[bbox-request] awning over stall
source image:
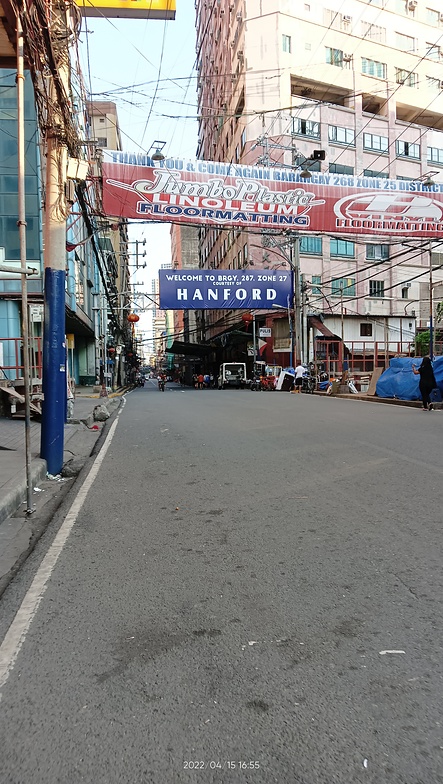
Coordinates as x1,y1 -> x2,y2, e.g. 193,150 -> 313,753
166,341 -> 214,357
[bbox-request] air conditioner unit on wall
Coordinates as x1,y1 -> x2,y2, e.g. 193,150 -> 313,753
342,15 -> 351,22
408,0 -> 417,8
343,53 -> 353,61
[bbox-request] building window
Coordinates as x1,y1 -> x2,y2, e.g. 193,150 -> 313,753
395,32 -> 416,52
329,164 -> 354,174
282,34 -> 291,53
330,239 -> 355,257
243,243 -> 248,264
324,9 -> 352,30
311,275 -> 322,294
426,42 -> 441,60
273,317 -> 291,350
366,244 -> 389,260
402,286 -> 409,299
395,68 -> 418,87
361,57 -> 387,78
292,118 -> 320,138
426,8 -> 441,26
363,133 -> 389,152
96,137 -> 107,147
363,168 -> 388,178
369,280 -> 385,297
361,22 -> 386,42
331,277 -> 356,296
300,236 -> 322,254
241,128 -> 246,149
360,323 -> 373,337
428,146 -> 443,165
328,125 -> 355,145
396,140 -> 420,158
427,76 -> 442,91
325,47 -> 343,67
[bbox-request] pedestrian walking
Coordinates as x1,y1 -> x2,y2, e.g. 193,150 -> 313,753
197,373 -> 204,390
292,362 -> 305,393
412,356 -> 437,411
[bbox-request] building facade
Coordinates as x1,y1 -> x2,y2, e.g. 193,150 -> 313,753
195,0 -> 443,371
0,71 -> 43,385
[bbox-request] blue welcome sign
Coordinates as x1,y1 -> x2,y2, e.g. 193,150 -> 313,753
159,269 -> 293,310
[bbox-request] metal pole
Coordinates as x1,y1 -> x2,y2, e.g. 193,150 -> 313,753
429,240 -> 434,360
340,282 -> 344,342
252,313 -> 257,377
292,234 -> 302,364
17,16 -> 33,514
287,295 -> 295,369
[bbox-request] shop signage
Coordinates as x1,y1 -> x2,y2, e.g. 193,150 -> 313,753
159,269 -> 293,310
75,0 -> 175,19
102,150 -> 443,237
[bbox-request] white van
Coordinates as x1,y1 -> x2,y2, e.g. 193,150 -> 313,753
217,363 -> 247,389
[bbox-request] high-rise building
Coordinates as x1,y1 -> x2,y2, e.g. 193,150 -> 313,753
195,0 -> 443,371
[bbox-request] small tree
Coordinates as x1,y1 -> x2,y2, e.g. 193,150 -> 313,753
415,330 -> 430,357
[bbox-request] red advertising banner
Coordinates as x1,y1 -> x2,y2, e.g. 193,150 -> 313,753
102,150 -> 443,238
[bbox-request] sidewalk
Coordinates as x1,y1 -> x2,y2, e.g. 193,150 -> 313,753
0,385 -> 130,594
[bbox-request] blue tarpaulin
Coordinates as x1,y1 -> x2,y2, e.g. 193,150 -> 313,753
376,356 -> 443,400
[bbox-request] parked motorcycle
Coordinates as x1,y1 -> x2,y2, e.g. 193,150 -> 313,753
301,373 -> 316,394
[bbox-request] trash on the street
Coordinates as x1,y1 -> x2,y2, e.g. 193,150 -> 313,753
379,650 -> 405,655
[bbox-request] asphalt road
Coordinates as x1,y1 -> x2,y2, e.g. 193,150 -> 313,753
0,383 -> 442,784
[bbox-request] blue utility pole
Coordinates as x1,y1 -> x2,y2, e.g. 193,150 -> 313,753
40,131 -> 67,476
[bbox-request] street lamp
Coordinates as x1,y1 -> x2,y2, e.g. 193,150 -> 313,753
148,141 -> 167,162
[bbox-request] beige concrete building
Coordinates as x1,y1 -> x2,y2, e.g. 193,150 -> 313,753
195,0 -> 443,370
87,101 -> 132,383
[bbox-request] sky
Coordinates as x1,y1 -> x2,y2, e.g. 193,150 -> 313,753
78,0 -> 198,346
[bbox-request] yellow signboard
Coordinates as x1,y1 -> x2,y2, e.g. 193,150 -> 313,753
66,334 -> 75,349
75,0 -> 175,19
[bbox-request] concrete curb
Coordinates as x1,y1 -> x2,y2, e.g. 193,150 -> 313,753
0,457 -> 47,525
75,386 -> 132,400
313,391 -> 428,408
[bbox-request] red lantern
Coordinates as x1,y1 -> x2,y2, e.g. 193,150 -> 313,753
241,313 -> 253,325
127,313 -> 140,323
108,346 -> 116,354
127,352 -> 133,357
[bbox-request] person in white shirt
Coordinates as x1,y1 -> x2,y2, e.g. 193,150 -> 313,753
293,362 -> 305,393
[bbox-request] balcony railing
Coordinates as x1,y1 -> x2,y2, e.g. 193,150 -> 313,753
0,337 -> 43,381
